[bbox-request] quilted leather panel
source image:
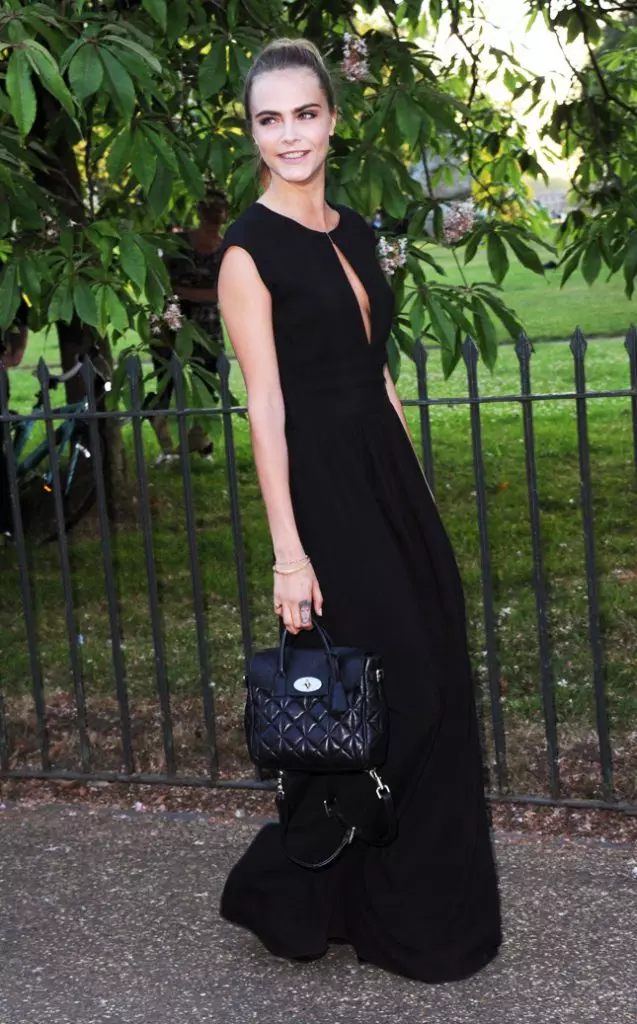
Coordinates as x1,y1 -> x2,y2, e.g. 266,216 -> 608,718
245,650 -> 388,772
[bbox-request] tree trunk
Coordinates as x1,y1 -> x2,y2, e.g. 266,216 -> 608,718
30,90 -> 128,517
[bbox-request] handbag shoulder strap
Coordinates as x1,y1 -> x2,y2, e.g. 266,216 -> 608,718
275,770 -> 397,870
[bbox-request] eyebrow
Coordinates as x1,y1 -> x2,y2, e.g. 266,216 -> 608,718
254,102 -> 322,119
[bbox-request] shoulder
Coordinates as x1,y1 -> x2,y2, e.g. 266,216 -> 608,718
219,203 -> 267,248
217,204 -> 275,290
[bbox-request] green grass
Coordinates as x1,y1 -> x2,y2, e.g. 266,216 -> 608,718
2,337 -> 636,757
421,244 -> 636,342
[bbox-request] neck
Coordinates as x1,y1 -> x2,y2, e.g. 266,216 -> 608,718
261,176 -> 332,230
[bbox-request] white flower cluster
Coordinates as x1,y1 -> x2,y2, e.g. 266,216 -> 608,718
376,235 -> 408,275
342,32 -> 369,82
150,295 -> 184,336
443,200 -> 476,245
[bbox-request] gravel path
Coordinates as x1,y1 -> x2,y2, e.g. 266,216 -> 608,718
0,804 -> 635,1024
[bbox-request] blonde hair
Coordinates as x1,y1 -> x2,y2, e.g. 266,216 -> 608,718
243,38 -> 337,189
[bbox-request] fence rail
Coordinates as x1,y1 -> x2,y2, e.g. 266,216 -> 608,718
1,327 -> 636,813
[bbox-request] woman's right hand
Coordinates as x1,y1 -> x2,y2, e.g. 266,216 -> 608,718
274,562 -> 323,635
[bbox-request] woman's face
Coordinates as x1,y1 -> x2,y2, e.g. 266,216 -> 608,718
250,67 -> 336,185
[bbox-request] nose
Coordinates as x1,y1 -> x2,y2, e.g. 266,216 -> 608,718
279,118 -> 301,145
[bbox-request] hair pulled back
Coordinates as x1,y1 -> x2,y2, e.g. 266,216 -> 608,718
243,38 -> 336,189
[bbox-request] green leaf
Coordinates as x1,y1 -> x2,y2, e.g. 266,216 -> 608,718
464,225 -> 486,265
441,341 -> 461,379
100,48 -> 136,120
23,40 -> 75,118
198,40 -> 227,100
472,297 -> 498,369
104,285 -> 129,333
142,0 -> 167,31
147,161 -> 173,217
175,149 -> 205,200
407,207 -> 428,238
486,232 -> 509,285
48,280 -> 74,325
119,234 -> 147,291
0,201 -> 9,239
167,0 -> 189,47
410,247 -> 445,274
107,129 -> 132,181
136,238 -> 171,292
73,278 -> 99,327
0,263 -> 21,330
409,298 -> 425,338
560,247 -> 583,288
19,255 -> 41,303
433,205 -> 444,243
395,93 -> 422,148
426,293 -> 455,350
145,266 -> 165,313
141,124 -> 178,172
505,233 -> 545,275
59,38 -> 85,73
566,12 -> 582,44
131,129 -> 157,193
100,36 -> 162,75
175,325 -> 194,362
623,232 -> 637,300
68,44 -> 104,101
581,239 -> 601,286
476,288 -> 523,339
6,50 -> 37,137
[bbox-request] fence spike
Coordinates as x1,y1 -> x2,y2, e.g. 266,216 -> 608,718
462,335 -> 478,367
413,338 -> 428,371
36,356 -> 50,386
217,350 -> 231,383
515,332 -> 533,363
570,326 -> 587,357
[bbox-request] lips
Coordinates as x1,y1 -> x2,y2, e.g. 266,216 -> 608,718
279,151 -> 310,160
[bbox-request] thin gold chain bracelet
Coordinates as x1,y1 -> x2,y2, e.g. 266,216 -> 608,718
273,556 -> 311,575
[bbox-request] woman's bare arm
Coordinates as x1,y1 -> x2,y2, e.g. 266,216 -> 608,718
383,362 -> 414,448
217,246 -> 324,631
217,246 -> 306,564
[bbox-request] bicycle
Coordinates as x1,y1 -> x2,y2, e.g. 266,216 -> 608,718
6,346 -> 111,544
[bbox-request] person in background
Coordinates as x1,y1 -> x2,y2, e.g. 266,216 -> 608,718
371,207 -> 383,229
0,307 -> 29,536
149,190 -> 229,465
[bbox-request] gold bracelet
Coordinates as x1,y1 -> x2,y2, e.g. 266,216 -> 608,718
274,554 -> 309,567
273,556 -> 311,575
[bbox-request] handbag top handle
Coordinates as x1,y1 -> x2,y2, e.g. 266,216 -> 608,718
277,612 -> 335,674
276,614 -> 348,712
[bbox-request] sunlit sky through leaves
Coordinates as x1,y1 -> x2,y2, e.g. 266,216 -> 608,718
363,1 -> 588,177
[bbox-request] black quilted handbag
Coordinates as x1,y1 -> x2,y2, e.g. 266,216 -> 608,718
244,613 -> 397,868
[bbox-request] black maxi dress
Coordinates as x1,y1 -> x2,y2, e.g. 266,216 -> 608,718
216,200 -> 502,983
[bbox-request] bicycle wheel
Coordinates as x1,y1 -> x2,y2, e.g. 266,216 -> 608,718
19,428 -> 107,545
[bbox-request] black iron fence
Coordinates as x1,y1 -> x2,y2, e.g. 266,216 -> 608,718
1,327 -> 636,812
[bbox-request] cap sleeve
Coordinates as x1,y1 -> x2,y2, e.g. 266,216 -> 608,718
216,214 -> 275,293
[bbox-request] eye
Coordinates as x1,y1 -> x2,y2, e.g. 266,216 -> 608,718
299,111 -> 316,119
258,116 -> 276,126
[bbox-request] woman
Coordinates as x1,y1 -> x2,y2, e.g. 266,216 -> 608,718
215,38 -> 502,983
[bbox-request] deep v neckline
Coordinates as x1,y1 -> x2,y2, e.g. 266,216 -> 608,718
253,201 -> 374,348
326,235 -> 373,346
